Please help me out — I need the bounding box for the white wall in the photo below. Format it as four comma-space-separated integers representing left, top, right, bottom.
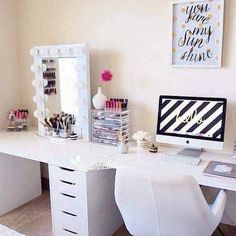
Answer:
0, 0, 21, 128
17, 0, 236, 153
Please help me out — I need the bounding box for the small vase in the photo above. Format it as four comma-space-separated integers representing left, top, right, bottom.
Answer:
118, 141, 129, 154
137, 140, 148, 150
92, 87, 107, 110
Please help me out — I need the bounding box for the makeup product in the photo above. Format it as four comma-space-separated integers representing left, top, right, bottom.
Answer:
105, 98, 128, 111
43, 57, 57, 96
43, 111, 78, 140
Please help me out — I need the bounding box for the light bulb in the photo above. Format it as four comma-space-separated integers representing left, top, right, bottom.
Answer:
32, 80, 37, 87
43, 79, 48, 87
34, 110, 38, 118
29, 48, 35, 56
33, 95, 37, 103
31, 64, 42, 72
60, 47, 69, 55
42, 64, 47, 72
40, 48, 48, 57
30, 65, 35, 72
50, 48, 58, 56
69, 48, 73, 55
73, 47, 82, 55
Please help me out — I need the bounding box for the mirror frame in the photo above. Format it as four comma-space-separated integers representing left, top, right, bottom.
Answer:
30, 44, 91, 140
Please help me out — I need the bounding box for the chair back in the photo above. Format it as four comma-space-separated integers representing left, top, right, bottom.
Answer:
115, 165, 218, 236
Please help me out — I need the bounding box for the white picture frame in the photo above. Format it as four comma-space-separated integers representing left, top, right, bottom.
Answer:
171, 0, 224, 68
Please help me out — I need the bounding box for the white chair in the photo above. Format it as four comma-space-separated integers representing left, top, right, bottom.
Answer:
115, 165, 227, 236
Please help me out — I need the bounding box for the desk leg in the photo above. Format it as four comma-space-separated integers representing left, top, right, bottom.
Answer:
0, 153, 42, 216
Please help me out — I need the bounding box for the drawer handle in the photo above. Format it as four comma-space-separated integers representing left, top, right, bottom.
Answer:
60, 180, 76, 185
62, 210, 77, 217
61, 192, 76, 198
63, 228, 78, 235
60, 167, 75, 172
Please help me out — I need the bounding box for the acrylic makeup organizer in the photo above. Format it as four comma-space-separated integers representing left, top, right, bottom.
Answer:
7, 110, 28, 132
91, 109, 129, 145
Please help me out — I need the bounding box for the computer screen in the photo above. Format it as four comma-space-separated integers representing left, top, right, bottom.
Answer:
157, 96, 227, 142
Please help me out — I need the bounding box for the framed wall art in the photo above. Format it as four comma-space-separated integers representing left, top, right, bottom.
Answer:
172, 0, 224, 68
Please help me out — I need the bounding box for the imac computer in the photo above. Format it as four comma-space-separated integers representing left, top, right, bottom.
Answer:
156, 95, 227, 158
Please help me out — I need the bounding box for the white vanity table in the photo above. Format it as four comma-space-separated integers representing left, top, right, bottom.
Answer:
0, 130, 123, 236
1, 130, 236, 236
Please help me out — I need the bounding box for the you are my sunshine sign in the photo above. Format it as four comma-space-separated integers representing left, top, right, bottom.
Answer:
172, 0, 224, 68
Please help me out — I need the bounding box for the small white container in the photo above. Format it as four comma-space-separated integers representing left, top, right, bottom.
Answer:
45, 127, 52, 136
52, 130, 59, 137
137, 140, 148, 150
118, 141, 129, 154
59, 130, 69, 138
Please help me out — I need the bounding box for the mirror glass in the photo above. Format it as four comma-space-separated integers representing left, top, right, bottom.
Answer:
42, 57, 79, 118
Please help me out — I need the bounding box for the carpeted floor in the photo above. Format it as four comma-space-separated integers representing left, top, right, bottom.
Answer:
0, 191, 236, 236
0, 191, 52, 236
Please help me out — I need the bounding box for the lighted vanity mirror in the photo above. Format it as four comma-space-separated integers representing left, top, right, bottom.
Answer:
30, 44, 91, 140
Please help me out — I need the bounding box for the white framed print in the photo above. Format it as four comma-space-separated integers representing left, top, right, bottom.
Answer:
172, 0, 224, 68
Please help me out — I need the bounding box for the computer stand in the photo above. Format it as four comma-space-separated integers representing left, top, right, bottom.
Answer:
178, 148, 203, 158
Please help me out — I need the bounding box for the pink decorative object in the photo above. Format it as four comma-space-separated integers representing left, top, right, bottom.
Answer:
101, 70, 113, 82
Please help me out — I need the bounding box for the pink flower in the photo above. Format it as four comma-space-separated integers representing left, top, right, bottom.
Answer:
100, 70, 113, 82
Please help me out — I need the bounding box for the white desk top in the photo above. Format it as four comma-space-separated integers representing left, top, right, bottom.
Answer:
0, 130, 236, 191
108, 148, 236, 191
0, 130, 117, 171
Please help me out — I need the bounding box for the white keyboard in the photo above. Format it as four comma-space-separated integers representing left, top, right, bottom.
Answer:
160, 153, 201, 166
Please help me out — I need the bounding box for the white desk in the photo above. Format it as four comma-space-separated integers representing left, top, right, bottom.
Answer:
0, 130, 236, 235
109, 147, 236, 192
0, 130, 123, 236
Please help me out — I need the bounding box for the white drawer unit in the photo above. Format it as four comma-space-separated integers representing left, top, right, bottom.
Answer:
49, 165, 123, 236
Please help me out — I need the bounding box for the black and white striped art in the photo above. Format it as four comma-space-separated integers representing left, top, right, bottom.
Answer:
157, 96, 227, 141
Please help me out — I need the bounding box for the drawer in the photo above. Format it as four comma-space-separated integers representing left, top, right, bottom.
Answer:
52, 191, 83, 216
53, 178, 79, 197
50, 165, 84, 183
54, 209, 81, 234
54, 227, 79, 236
